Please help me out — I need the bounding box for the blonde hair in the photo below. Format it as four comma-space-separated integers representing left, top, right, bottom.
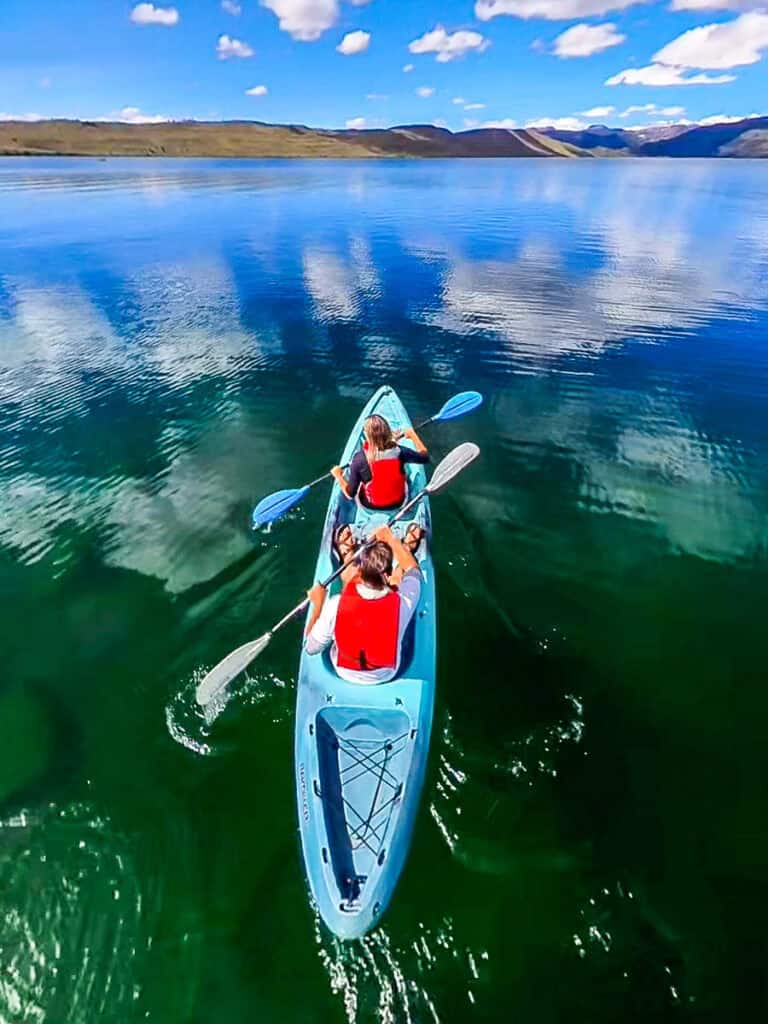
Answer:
364, 415, 396, 459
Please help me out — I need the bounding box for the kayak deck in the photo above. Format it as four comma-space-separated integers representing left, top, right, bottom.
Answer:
295, 385, 436, 939
316, 706, 411, 906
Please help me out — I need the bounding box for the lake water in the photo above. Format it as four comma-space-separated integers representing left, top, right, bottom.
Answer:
1, 158, 766, 1023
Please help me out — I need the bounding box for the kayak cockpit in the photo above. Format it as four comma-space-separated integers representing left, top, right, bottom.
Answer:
315, 706, 412, 915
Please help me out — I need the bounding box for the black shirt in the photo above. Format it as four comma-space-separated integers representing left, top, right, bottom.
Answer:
347, 446, 430, 507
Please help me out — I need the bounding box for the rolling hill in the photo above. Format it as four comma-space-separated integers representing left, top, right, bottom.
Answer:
0, 119, 587, 159
1, 115, 766, 159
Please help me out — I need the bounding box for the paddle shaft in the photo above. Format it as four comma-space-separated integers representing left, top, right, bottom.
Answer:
267, 487, 428, 638
305, 416, 433, 489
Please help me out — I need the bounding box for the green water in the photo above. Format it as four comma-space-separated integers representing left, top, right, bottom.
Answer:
0, 158, 767, 1022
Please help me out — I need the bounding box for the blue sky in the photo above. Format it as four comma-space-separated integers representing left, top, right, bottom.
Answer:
1, 1, 766, 131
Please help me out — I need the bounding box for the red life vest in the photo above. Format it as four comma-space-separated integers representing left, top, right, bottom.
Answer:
362, 444, 405, 508
335, 582, 401, 672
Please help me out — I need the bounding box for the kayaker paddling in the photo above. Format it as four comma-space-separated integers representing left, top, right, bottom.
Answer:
330, 414, 429, 510
305, 524, 424, 685
195, 383, 481, 940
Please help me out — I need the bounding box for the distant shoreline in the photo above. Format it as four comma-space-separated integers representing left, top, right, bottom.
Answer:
0, 119, 590, 160
1, 117, 766, 159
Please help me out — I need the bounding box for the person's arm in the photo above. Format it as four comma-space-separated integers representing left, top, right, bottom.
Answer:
305, 590, 341, 656
398, 445, 430, 466
398, 426, 428, 455
331, 452, 367, 501
305, 582, 327, 638
373, 525, 419, 576
330, 466, 353, 500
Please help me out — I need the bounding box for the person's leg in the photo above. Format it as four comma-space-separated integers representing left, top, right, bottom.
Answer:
334, 524, 360, 584
390, 523, 425, 586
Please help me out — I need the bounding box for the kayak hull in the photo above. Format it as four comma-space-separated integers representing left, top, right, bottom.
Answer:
295, 386, 436, 939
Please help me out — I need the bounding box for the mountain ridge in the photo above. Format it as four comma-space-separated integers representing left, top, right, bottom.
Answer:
0, 116, 765, 158
540, 116, 768, 158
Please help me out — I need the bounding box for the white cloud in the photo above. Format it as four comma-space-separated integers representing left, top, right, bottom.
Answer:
216, 34, 255, 58
1, 107, 176, 124
554, 22, 625, 57
526, 115, 589, 129
245, 84, 268, 96
484, 116, 599, 131
403, 63, 415, 72
0, 111, 45, 122
409, 25, 491, 63
671, 0, 764, 10
620, 103, 685, 117
260, 0, 339, 41
114, 106, 169, 123
366, 92, 388, 100
475, 0, 645, 20
222, 0, 242, 12
653, 11, 768, 70
581, 105, 615, 117
416, 86, 435, 97
606, 64, 735, 85
464, 102, 486, 110
130, 3, 179, 25
349, 0, 373, 5
452, 97, 466, 105
697, 110, 761, 123
607, 11, 768, 88
346, 116, 368, 129
337, 30, 371, 55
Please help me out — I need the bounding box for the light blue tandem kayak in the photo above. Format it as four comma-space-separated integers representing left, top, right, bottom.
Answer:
295, 385, 436, 940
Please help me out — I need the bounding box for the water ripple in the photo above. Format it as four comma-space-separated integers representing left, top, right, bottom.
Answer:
315, 913, 489, 1024
0, 803, 144, 1023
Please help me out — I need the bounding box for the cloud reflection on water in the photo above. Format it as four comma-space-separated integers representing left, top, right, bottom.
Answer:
0, 160, 767, 1023
0, 159, 766, 587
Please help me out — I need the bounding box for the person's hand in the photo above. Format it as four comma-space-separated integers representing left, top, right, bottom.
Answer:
307, 582, 326, 608
401, 426, 416, 441
372, 524, 393, 544
330, 465, 344, 480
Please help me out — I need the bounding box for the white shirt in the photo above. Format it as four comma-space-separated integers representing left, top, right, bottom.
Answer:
305, 570, 422, 684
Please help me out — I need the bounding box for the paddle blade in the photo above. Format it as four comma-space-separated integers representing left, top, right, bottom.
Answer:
252, 486, 310, 530
432, 391, 484, 423
427, 442, 480, 496
195, 634, 271, 705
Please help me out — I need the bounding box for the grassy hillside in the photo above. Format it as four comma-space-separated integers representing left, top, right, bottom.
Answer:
0, 120, 367, 158
0, 119, 587, 159
719, 130, 768, 157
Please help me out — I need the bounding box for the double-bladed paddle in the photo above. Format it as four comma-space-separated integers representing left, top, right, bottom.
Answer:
251, 391, 483, 530
197, 442, 481, 707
